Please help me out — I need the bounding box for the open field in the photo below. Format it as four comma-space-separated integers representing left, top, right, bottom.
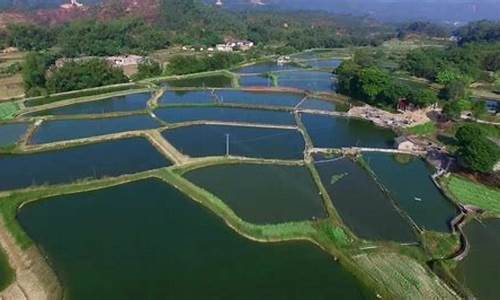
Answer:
0, 101, 20, 120
0, 74, 24, 101
443, 175, 500, 215
353, 252, 458, 299
406, 122, 438, 136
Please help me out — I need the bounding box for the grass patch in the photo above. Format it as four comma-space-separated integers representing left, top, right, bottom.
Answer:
0, 245, 14, 292
407, 122, 437, 136
0, 101, 20, 120
444, 175, 500, 215
421, 231, 460, 259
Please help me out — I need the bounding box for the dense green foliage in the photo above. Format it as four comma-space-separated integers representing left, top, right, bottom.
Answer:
133, 59, 163, 80
403, 43, 500, 82
1, 24, 55, 51
455, 20, 500, 45
46, 59, 128, 93
58, 19, 169, 57
166, 52, 243, 75
397, 21, 449, 39
21, 52, 56, 97
455, 124, 500, 173
336, 59, 437, 108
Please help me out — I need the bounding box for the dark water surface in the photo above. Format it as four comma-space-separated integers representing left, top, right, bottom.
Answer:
364, 153, 458, 232
314, 156, 416, 242
27, 93, 151, 116
0, 138, 169, 191
454, 219, 500, 300
18, 179, 373, 300
163, 125, 305, 159
0, 122, 29, 146
31, 115, 160, 144
156, 107, 296, 125
302, 114, 396, 149
186, 164, 326, 223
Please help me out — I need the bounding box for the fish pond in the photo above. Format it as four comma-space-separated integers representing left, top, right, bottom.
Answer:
26, 92, 152, 116
454, 219, 500, 300
162, 75, 233, 88
363, 153, 458, 232
0, 138, 169, 191
304, 59, 342, 69
30, 115, 160, 144
298, 98, 337, 111
159, 90, 216, 104
215, 90, 303, 107
302, 114, 396, 149
163, 125, 305, 159
0, 122, 29, 146
314, 155, 416, 242
17, 179, 372, 300
155, 107, 296, 126
239, 75, 272, 87
186, 164, 327, 224
277, 71, 336, 92
235, 62, 300, 74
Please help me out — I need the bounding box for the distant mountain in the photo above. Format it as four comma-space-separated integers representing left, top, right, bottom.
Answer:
216, 0, 500, 23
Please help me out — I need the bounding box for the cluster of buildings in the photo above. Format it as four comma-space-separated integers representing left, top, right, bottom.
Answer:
182, 39, 254, 53
55, 55, 144, 69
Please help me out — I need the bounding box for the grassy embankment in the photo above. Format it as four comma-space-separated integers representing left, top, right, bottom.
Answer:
442, 175, 500, 216
0, 246, 14, 292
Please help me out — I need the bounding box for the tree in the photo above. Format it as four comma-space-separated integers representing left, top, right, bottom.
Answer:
407, 88, 438, 108
442, 100, 463, 120
6, 24, 55, 51
21, 52, 55, 96
46, 59, 128, 93
458, 136, 500, 173
358, 67, 390, 101
133, 59, 163, 80
471, 100, 487, 119
441, 80, 468, 101
335, 60, 361, 95
456, 124, 485, 145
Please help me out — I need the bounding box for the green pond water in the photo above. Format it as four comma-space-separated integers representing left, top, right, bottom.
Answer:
314, 155, 416, 242
30, 115, 160, 144
364, 153, 458, 232
185, 164, 327, 224
302, 114, 396, 149
17, 179, 372, 300
215, 90, 303, 107
454, 219, 500, 300
0, 122, 29, 146
163, 75, 232, 88
155, 107, 296, 125
163, 125, 305, 159
0, 138, 169, 191
26, 93, 152, 116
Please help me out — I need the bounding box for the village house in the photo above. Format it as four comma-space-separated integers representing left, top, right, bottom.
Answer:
55, 55, 144, 68
394, 136, 418, 151
216, 39, 254, 52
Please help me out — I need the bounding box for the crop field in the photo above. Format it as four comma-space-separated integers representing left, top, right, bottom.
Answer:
353, 252, 458, 299
0, 101, 20, 120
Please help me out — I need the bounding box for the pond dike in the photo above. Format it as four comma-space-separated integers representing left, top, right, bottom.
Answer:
0, 218, 62, 300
